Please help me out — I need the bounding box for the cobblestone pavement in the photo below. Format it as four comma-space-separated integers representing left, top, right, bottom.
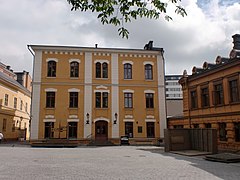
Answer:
0, 145, 240, 180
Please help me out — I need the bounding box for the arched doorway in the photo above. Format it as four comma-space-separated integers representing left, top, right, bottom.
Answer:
95, 120, 108, 141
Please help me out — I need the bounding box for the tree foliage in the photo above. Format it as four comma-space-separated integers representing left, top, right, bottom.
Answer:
67, 0, 187, 38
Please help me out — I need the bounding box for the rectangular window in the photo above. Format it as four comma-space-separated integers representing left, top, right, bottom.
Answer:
25, 102, 28, 112
205, 123, 212, 128
235, 123, 240, 142
190, 90, 198, 109
95, 92, 101, 108
4, 94, 8, 106
219, 123, 227, 141
46, 92, 55, 108
124, 93, 133, 108
229, 79, 239, 103
3, 119, 7, 132
69, 92, 78, 108
44, 122, 54, 139
12, 120, 15, 132
20, 100, 23, 110
193, 124, 199, 128
201, 87, 209, 107
173, 125, 183, 129
68, 122, 77, 139
146, 93, 154, 108
124, 63, 132, 79
14, 97, 17, 109
213, 83, 224, 105
125, 122, 133, 138
102, 92, 108, 108
147, 122, 155, 138
138, 126, 142, 133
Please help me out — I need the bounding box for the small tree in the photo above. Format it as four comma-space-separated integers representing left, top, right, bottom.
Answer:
67, 0, 187, 38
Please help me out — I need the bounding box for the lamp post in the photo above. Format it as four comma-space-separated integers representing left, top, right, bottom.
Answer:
86, 113, 90, 124
114, 113, 118, 124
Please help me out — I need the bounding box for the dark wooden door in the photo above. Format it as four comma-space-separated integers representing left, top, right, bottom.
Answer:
95, 121, 108, 141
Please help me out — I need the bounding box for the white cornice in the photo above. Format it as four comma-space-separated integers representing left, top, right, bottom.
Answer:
143, 61, 154, 66
94, 60, 109, 64
94, 117, 110, 123
45, 88, 57, 92
69, 59, 81, 63
46, 58, 58, 63
123, 89, 134, 93
144, 90, 155, 94
122, 61, 134, 65
68, 88, 80, 92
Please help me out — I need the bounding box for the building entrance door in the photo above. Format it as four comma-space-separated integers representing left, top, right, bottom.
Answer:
95, 121, 108, 141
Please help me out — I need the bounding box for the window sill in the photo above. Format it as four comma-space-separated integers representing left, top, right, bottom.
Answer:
45, 107, 55, 110
229, 101, 240, 105
146, 108, 155, 111
95, 78, 109, 80
68, 107, 78, 110
123, 78, 133, 80
46, 77, 56, 78
70, 77, 79, 79
124, 108, 134, 110
145, 79, 154, 81
95, 108, 109, 110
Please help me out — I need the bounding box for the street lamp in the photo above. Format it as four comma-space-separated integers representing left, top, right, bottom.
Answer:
114, 113, 118, 124
86, 113, 90, 124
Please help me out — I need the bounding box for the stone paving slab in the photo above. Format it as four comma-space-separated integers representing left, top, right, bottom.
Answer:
205, 153, 240, 163
170, 150, 212, 156
0, 146, 240, 180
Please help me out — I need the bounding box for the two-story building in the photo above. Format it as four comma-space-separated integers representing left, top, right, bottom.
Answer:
168, 34, 240, 150
0, 63, 31, 141
28, 41, 167, 145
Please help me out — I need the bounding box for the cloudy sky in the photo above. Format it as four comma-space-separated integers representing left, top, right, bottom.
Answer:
0, 0, 239, 75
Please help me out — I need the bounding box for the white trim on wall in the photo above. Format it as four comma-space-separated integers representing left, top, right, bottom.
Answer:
143, 61, 154, 66
122, 61, 134, 65
94, 117, 110, 123
43, 119, 56, 122
45, 88, 57, 92
144, 90, 155, 94
68, 88, 80, 92
94, 60, 109, 64
94, 90, 110, 93
123, 119, 135, 122
123, 89, 134, 93
46, 58, 58, 62
67, 119, 79, 122
69, 59, 81, 63
96, 85, 108, 89
145, 119, 156, 122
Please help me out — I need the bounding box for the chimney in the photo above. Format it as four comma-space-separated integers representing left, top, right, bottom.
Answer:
232, 34, 240, 51
6, 66, 10, 70
144, 41, 153, 50
95, 44, 98, 48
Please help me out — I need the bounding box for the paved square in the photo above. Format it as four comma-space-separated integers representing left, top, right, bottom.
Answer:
0, 145, 240, 180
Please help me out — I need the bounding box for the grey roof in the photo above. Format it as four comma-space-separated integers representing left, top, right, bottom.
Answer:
0, 71, 31, 96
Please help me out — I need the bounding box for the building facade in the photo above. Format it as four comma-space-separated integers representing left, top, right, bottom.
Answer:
165, 75, 183, 118
0, 63, 31, 141
28, 41, 167, 145
168, 34, 240, 150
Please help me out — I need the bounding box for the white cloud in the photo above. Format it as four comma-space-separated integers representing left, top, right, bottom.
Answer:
0, 0, 239, 76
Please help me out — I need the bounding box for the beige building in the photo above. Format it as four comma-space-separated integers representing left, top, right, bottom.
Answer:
28, 41, 167, 145
168, 34, 240, 150
0, 63, 31, 140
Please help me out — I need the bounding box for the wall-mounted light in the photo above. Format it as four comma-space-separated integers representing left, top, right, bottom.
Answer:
114, 113, 118, 124
86, 113, 90, 124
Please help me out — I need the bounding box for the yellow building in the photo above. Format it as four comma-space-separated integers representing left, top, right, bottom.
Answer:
0, 63, 31, 141
168, 34, 240, 150
28, 41, 167, 145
